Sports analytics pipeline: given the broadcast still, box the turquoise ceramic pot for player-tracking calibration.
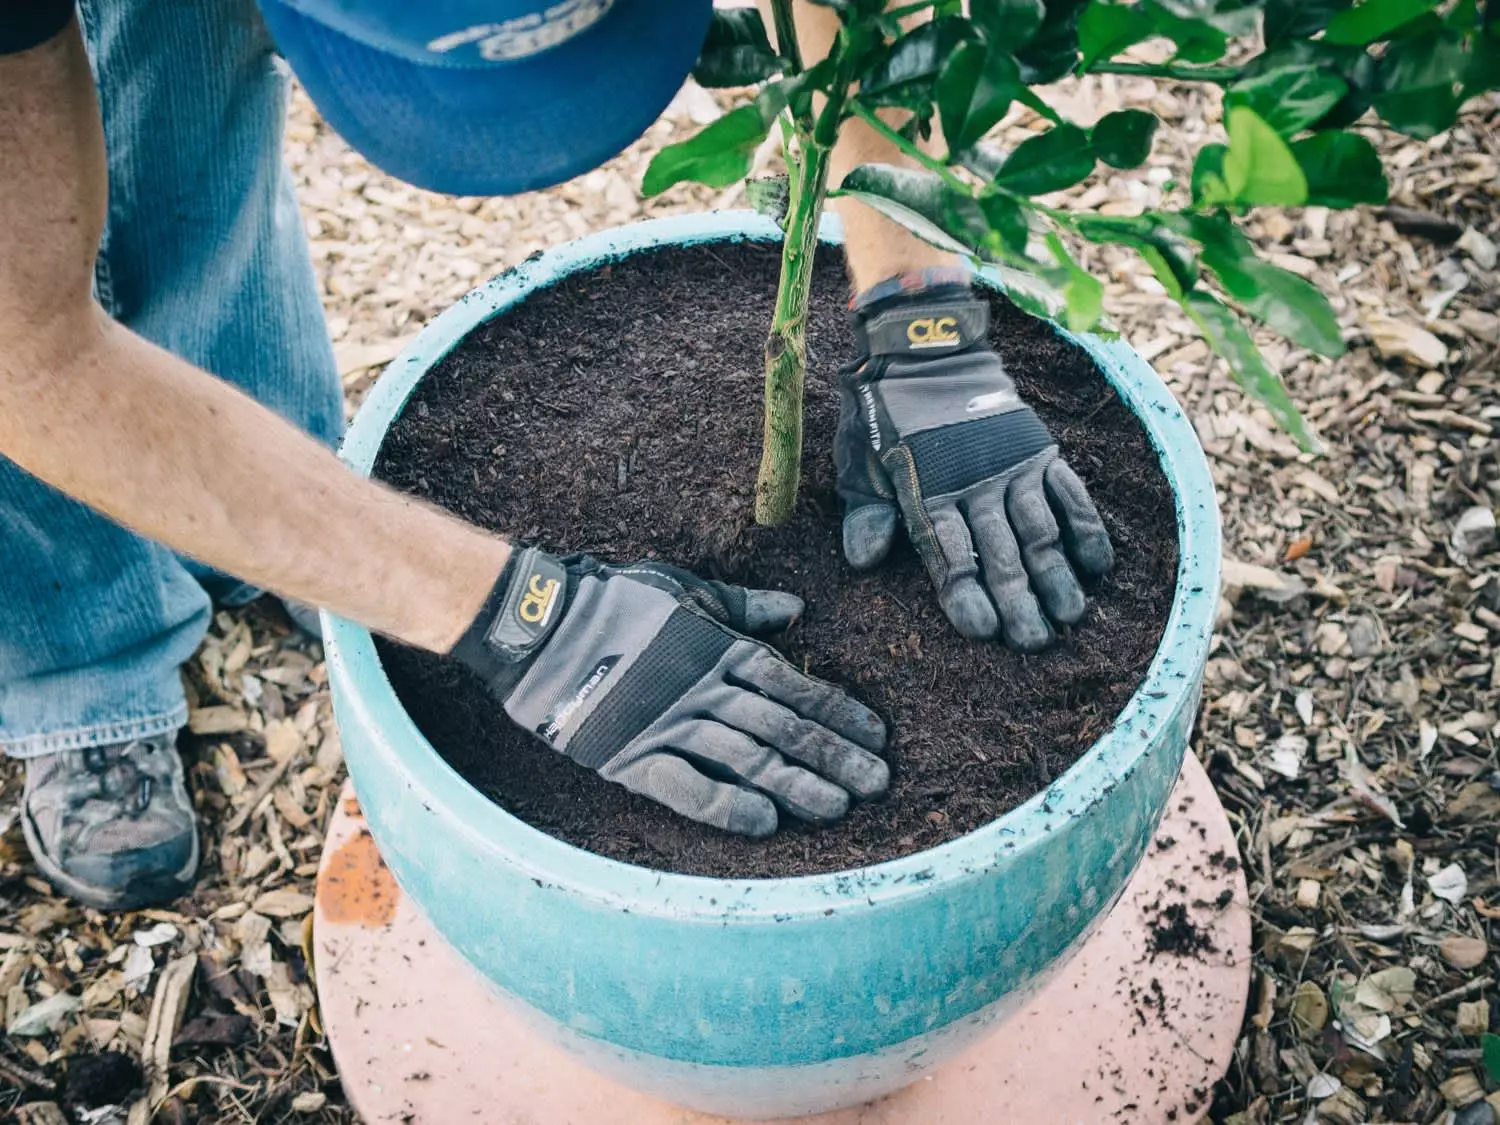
[323,212,1220,1119]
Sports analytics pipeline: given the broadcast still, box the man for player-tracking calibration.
[0,0,1112,911]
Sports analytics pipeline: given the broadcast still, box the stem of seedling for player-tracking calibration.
[1086,60,1244,83]
[756,139,830,526]
[769,0,804,75]
[849,101,972,192]
[885,1,941,18]
[754,5,851,526]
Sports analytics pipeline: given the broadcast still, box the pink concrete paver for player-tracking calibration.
[314,754,1249,1124]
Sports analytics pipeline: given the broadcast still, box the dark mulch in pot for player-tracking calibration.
[372,240,1178,877]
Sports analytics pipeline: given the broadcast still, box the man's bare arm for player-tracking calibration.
[780,1,962,292]
[0,22,510,653]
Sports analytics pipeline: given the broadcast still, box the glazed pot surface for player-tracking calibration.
[322,213,1221,1118]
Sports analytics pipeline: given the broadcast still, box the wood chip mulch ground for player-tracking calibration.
[2,77,1498,1125]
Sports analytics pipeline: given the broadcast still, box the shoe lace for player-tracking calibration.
[74,740,155,818]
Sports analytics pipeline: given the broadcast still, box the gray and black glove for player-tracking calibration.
[453,548,889,837]
[835,278,1115,650]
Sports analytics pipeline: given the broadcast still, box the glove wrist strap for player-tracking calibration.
[849,267,974,313]
[858,299,990,359]
[452,546,569,689]
[850,271,991,362]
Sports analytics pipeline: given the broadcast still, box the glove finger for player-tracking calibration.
[730,645,888,752]
[1044,459,1114,578]
[887,459,995,639]
[671,719,851,825]
[672,577,801,633]
[842,502,899,570]
[1006,471,1087,626]
[962,483,1053,654]
[919,502,997,641]
[938,576,998,641]
[610,753,778,838]
[713,691,890,801]
[740,589,805,634]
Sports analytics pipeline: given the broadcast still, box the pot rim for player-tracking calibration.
[324,210,1221,920]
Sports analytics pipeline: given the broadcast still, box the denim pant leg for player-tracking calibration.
[0,0,342,758]
[89,0,345,602]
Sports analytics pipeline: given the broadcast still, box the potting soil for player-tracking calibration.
[373,241,1178,878]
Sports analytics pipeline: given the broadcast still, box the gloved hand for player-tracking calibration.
[835,275,1114,651]
[453,548,889,837]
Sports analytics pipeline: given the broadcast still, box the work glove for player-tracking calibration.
[453,548,890,837]
[835,274,1115,651]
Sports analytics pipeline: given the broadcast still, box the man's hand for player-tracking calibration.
[835,276,1114,651]
[453,549,890,837]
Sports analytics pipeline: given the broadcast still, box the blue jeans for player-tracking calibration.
[0,0,342,758]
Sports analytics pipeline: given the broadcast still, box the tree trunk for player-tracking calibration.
[755,141,830,526]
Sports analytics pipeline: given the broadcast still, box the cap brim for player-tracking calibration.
[260,0,714,197]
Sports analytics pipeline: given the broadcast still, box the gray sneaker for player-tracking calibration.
[21,734,200,910]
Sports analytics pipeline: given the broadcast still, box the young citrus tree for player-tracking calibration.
[645,0,1499,526]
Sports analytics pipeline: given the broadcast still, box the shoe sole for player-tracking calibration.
[21,810,201,912]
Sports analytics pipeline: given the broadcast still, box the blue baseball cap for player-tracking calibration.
[258,0,715,196]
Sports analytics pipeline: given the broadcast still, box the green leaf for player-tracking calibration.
[1142,1,1232,61]
[980,193,1032,256]
[1078,1,1155,69]
[1016,0,1092,82]
[746,175,789,228]
[1047,235,1106,332]
[1248,40,1379,129]
[1185,292,1321,452]
[958,142,1007,180]
[835,164,989,258]
[1076,0,1228,71]
[1329,976,1353,1015]
[993,124,1096,195]
[973,0,1047,46]
[1092,109,1159,167]
[1223,106,1308,206]
[1190,143,1232,207]
[1263,0,1354,41]
[937,42,1018,154]
[1446,0,1479,30]
[860,17,974,108]
[1323,0,1440,42]
[992,263,1072,322]
[874,0,965,35]
[1484,1034,1500,1084]
[1192,217,1345,356]
[1225,68,1349,135]
[1374,31,1470,137]
[1290,131,1389,207]
[806,0,891,16]
[641,86,785,196]
[1076,214,1199,296]
[693,10,783,88]
[1466,33,1500,96]
[1012,84,1065,125]
[821,18,885,94]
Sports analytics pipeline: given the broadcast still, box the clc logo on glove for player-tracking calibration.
[906,316,961,349]
[519,573,561,625]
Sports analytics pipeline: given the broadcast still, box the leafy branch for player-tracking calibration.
[648,0,1500,523]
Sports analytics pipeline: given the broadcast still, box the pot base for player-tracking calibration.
[313,755,1249,1124]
